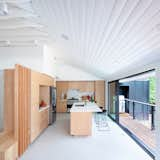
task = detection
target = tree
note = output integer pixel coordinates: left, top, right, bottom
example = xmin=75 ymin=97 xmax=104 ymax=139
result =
xmin=149 ymin=77 xmax=156 ymax=104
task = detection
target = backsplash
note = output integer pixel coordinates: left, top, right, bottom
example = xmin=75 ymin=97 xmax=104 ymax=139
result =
xmin=66 ymin=89 xmax=94 ymax=100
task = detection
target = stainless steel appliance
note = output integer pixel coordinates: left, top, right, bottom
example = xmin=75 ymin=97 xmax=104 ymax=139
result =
xmin=67 ymin=98 xmax=79 ymax=106
xmin=49 ymin=87 xmax=56 ymax=125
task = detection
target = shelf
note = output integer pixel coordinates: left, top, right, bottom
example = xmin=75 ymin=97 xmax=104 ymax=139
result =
xmin=39 ymin=105 xmax=50 ymax=112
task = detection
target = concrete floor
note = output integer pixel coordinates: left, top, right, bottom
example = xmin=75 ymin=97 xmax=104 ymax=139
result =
xmin=20 ymin=113 xmax=153 ymax=160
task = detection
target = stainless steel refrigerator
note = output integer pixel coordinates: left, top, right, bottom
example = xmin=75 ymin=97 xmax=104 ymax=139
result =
xmin=49 ymin=87 xmax=56 ymax=125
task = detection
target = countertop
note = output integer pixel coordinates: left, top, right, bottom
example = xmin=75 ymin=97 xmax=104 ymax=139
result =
xmin=70 ymin=102 xmax=102 ymax=112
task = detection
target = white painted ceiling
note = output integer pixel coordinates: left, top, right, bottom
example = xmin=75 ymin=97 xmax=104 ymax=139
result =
xmin=0 ymin=0 xmax=50 ymax=46
xmin=1 ymin=0 xmax=160 ymax=78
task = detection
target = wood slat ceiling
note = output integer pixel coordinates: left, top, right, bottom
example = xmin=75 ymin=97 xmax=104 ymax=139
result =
xmin=1 ymin=0 xmax=160 ymax=78
xmin=31 ymin=0 xmax=160 ymax=77
xmin=0 ymin=0 xmax=50 ymax=46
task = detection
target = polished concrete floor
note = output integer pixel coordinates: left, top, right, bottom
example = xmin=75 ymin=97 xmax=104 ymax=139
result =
xmin=20 ymin=113 xmax=153 ymax=160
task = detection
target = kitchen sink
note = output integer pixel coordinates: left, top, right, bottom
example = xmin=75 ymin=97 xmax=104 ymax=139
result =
xmin=75 ymin=104 xmax=84 ymax=107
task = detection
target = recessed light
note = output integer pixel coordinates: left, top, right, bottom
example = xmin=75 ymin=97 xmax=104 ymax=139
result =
xmin=156 ymin=24 xmax=160 ymax=32
xmin=61 ymin=34 xmax=69 ymax=40
xmin=0 ymin=2 xmax=8 ymax=16
xmin=34 ymin=40 xmax=38 ymax=45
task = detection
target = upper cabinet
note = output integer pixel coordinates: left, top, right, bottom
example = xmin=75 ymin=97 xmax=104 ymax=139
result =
xmin=56 ymin=81 xmax=69 ymax=99
xmin=68 ymin=81 xmax=95 ymax=92
xmin=95 ymin=81 xmax=105 ymax=109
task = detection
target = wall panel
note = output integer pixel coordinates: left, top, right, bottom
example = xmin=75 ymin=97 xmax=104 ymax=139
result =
xmin=15 ymin=65 xmax=31 ymax=156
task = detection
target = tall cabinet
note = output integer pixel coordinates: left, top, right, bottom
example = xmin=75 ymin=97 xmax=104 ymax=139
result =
xmin=31 ymin=71 xmax=55 ymax=142
xmin=15 ymin=65 xmax=55 ymax=156
xmin=95 ymin=81 xmax=105 ymax=109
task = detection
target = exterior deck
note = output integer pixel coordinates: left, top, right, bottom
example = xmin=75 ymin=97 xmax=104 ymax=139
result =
xmin=119 ymin=113 xmax=156 ymax=150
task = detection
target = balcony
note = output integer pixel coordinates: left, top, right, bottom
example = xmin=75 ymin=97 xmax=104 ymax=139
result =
xmin=119 ymin=98 xmax=156 ymax=154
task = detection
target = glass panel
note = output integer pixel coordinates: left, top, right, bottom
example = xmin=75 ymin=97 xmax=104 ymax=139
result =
xmin=0 ymin=70 xmax=4 ymax=132
xmin=108 ymin=82 xmax=116 ymax=120
xmin=118 ymin=71 xmax=156 ymax=154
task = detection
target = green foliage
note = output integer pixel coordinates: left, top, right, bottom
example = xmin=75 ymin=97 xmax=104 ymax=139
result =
xmin=149 ymin=77 xmax=156 ymax=104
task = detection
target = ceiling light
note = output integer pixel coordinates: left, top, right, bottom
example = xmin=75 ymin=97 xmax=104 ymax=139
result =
xmin=156 ymin=23 xmax=160 ymax=32
xmin=34 ymin=40 xmax=38 ymax=45
xmin=6 ymin=40 xmax=10 ymax=46
xmin=0 ymin=2 xmax=8 ymax=16
xmin=61 ymin=34 xmax=69 ymax=40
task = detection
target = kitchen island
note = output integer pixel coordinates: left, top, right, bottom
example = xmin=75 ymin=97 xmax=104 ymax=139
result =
xmin=70 ymin=102 xmax=102 ymax=136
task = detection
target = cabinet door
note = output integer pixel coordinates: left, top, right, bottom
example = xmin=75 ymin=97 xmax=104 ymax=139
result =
xmin=56 ymin=101 xmax=67 ymax=113
xmin=56 ymin=81 xmax=69 ymax=99
xmin=95 ymin=81 xmax=105 ymax=109
xmin=70 ymin=112 xmax=92 ymax=136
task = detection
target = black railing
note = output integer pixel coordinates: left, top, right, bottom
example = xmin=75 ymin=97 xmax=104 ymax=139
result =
xmin=124 ymin=98 xmax=156 ymax=130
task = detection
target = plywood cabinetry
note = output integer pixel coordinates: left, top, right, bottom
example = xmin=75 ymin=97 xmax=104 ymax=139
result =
xmin=15 ymin=65 xmax=31 ymax=156
xmin=56 ymin=81 xmax=95 ymax=100
xmin=56 ymin=100 xmax=67 ymax=113
xmin=68 ymin=81 xmax=94 ymax=92
xmin=95 ymin=81 xmax=105 ymax=109
xmin=4 ymin=70 xmax=15 ymax=136
xmin=56 ymin=81 xmax=68 ymax=99
xmin=70 ymin=112 xmax=92 ymax=136
xmin=31 ymin=71 xmax=55 ymax=143
xmin=1 ymin=65 xmax=55 ymax=159
xmin=56 ymin=81 xmax=105 ymax=111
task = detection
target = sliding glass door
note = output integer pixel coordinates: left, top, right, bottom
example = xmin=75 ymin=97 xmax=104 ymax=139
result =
xmin=108 ymin=81 xmax=119 ymax=122
xmin=118 ymin=70 xmax=156 ymax=158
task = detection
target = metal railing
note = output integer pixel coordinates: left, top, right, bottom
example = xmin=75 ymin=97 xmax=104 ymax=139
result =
xmin=124 ymin=98 xmax=156 ymax=130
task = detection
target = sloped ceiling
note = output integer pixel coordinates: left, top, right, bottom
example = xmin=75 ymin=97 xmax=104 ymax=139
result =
xmin=0 ymin=0 xmax=50 ymax=46
xmin=1 ymin=0 xmax=160 ymax=79
xmin=31 ymin=0 xmax=160 ymax=78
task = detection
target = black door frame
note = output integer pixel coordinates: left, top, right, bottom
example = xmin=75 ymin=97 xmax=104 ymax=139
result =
xmin=108 ymin=80 xmax=119 ymax=123
xmin=107 ymin=69 xmax=155 ymax=159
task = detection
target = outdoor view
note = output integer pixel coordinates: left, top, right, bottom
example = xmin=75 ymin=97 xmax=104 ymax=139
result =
xmin=117 ymin=71 xmax=156 ymax=157
xmin=149 ymin=77 xmax=156 ymax=105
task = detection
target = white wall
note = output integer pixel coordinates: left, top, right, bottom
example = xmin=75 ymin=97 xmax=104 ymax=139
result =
xmin=0 ymin=45 xmax=102 ymax=81
xmin=0 ymin=46 xmax=44 ymax=71
xmin=42 ymin=45 xmax=56 ymax=77
xmin=56 ymin=63 xmax=102 ymax=81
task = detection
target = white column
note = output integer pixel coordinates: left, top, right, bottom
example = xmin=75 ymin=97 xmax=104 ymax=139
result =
xmin=155 ymin=67 xmax=160 ymax=160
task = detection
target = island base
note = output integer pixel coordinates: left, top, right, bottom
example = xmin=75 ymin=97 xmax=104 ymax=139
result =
xmin=70 ymin=112 xmax=92 ymax=136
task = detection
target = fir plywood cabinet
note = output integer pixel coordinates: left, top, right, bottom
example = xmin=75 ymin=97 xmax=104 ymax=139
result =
xmin=31 ymin=71 xmax=55 ymax=143
xmin=70 ymin=112 xmax=92 ymax=136
xmin=68 ymin=81 xmax=94 ymax=92
xmin=15 ymin=65 xmax=31 ymax=156
xmin=56 ymin=100 xmax=67 ymax=113
xmin=95 ymin=81 xmax=105 ymax=109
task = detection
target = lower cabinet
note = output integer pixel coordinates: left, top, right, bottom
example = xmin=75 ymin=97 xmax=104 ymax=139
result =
xmin=39 ymin=109 xmax=49 ymax=132
xmin=95 ymin=81 xmax=105 ymax=109
xmin=70 ymin=112 xmax=92 ymax=136
xmin=31 ymin=109 xmax=49 ymax=143
xmin=56 ymin=100 xmax=67 ymax=113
